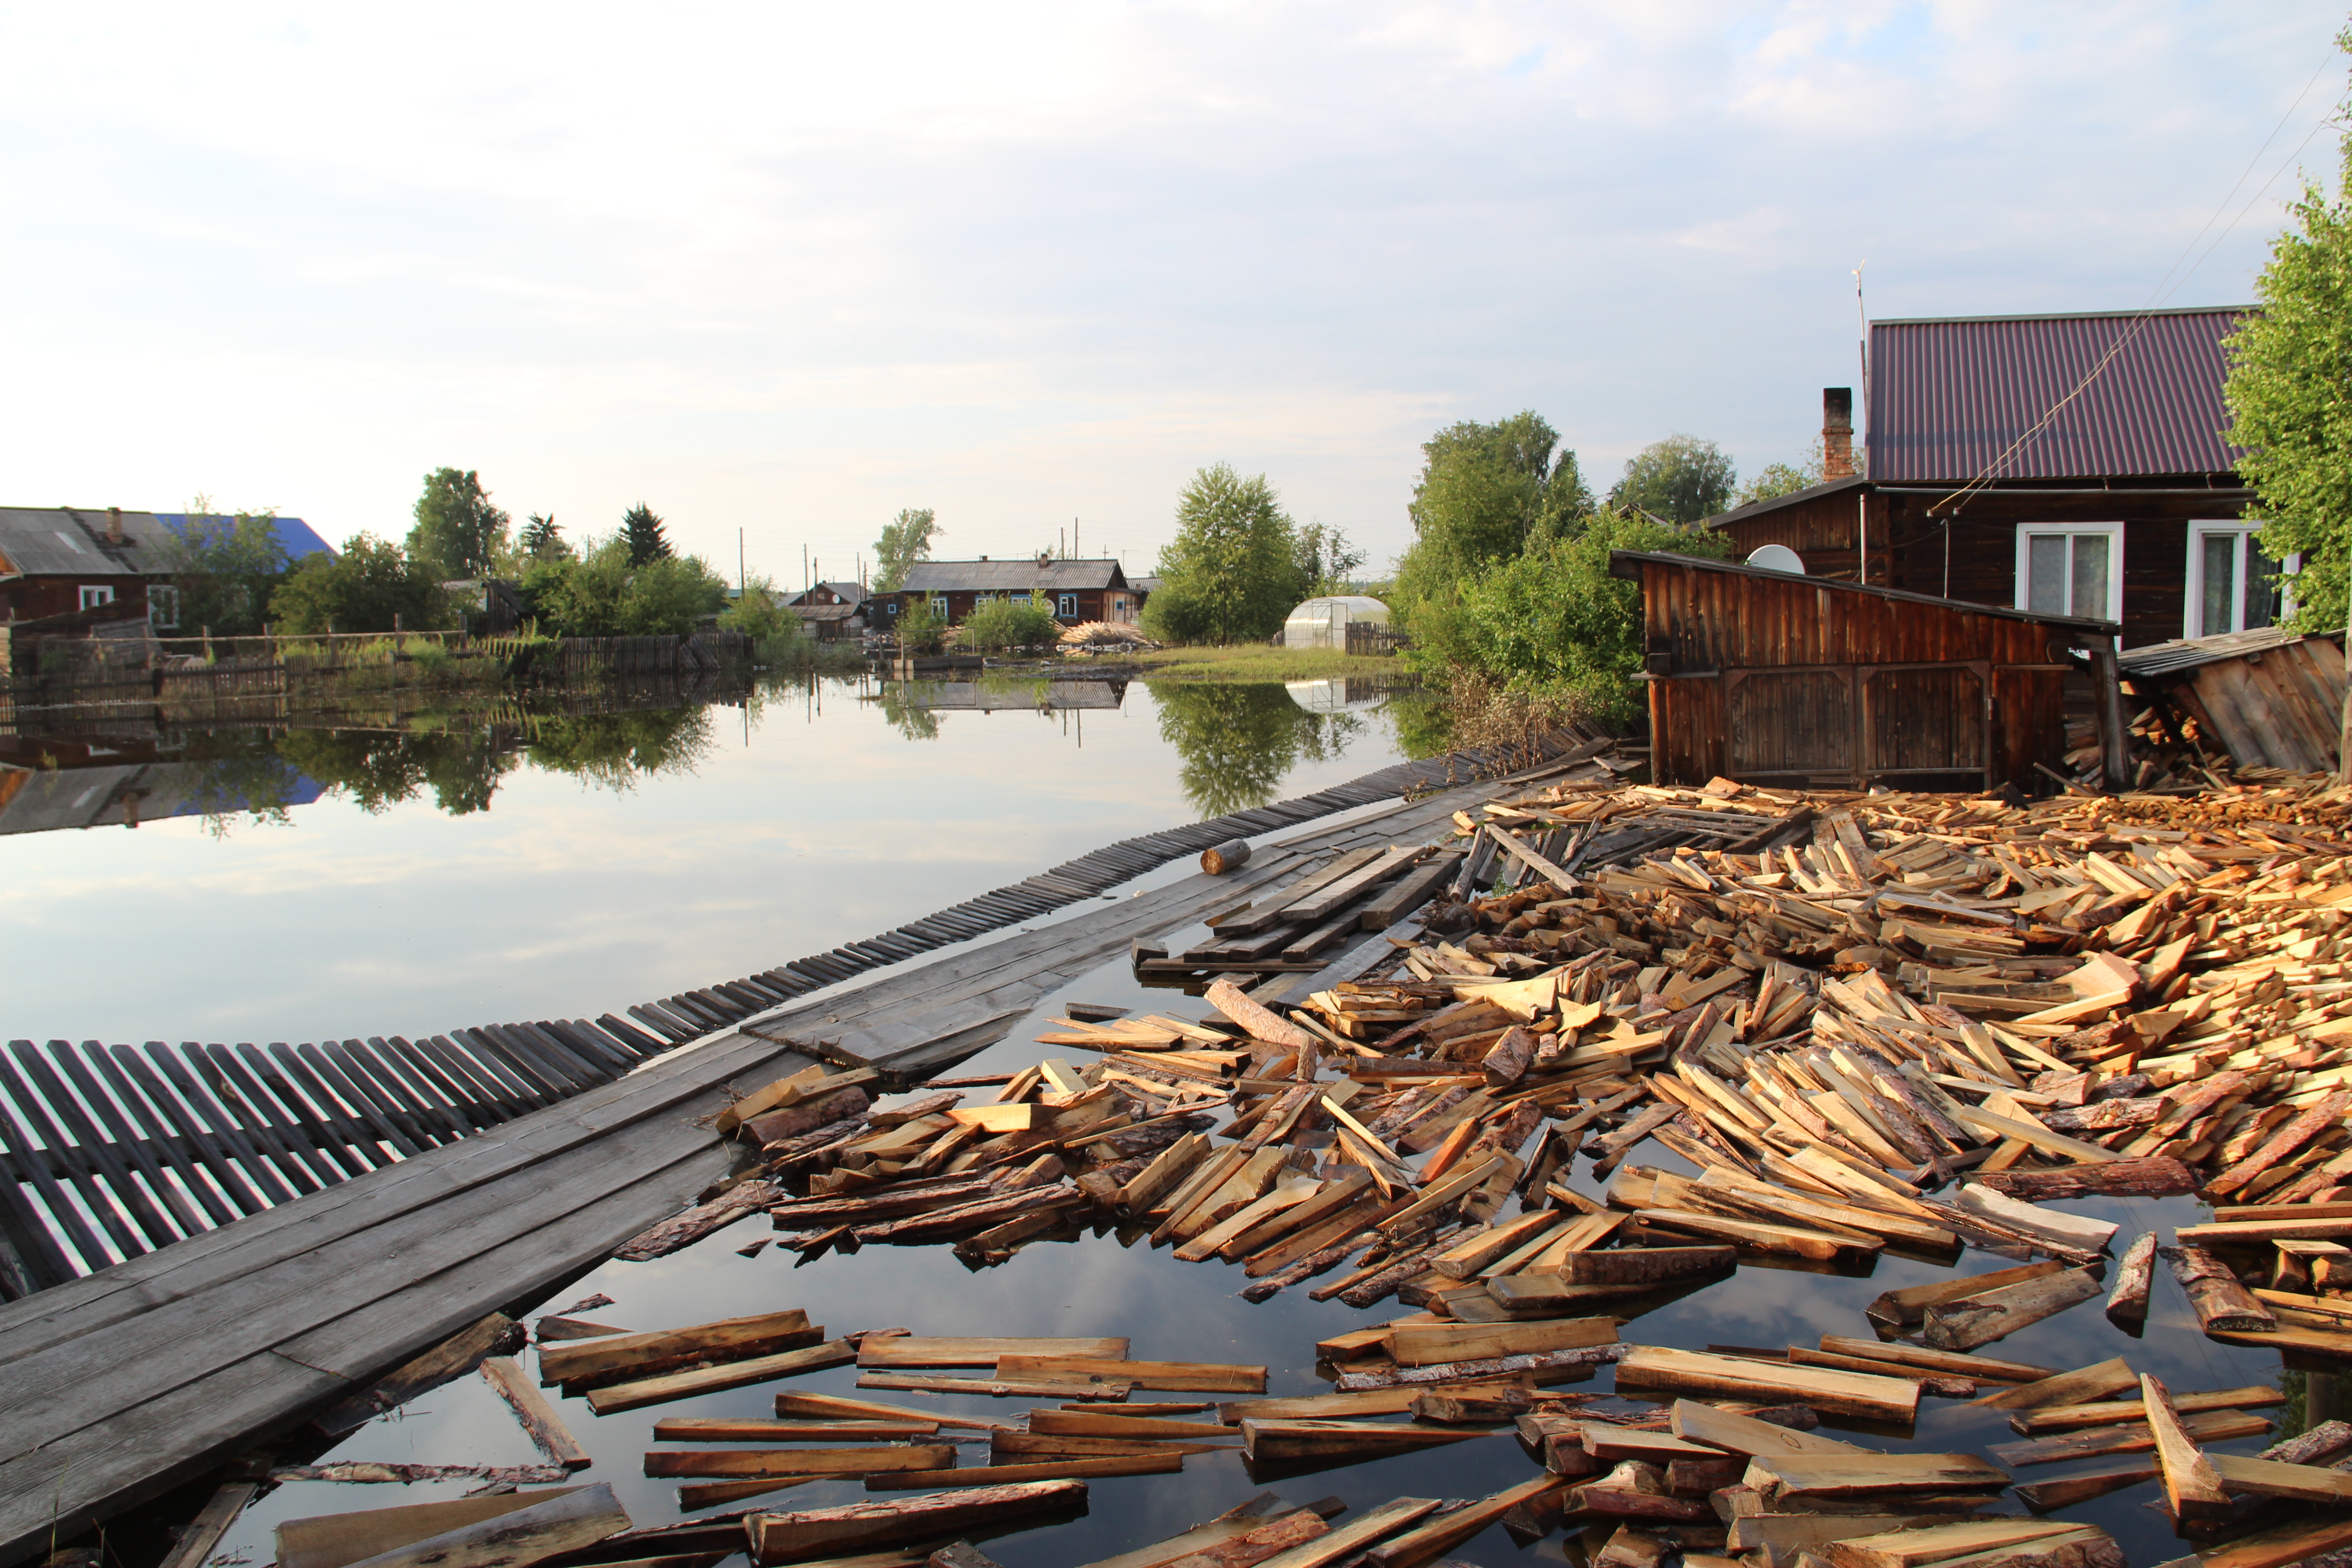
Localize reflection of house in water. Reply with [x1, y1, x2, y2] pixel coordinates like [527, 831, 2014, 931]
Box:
[0, 736, 325, 835]
[885, 679, 1129, 713]
[1284, 676, 1409, 715]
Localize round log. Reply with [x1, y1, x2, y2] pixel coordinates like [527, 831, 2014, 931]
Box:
[1200, 838, 1252, 875]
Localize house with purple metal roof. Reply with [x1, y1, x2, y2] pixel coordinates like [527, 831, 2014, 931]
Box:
[1704, 306, 2266, 649]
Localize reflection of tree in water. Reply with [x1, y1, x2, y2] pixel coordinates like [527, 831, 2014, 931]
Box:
[524, 705, 716, 792]
[877, 685, 941, 741]
[1152, 682, 1363, 818]
[1382, 690, 1454, 761]
[276, 728, 520, 816]
[180, 740, 305, 837]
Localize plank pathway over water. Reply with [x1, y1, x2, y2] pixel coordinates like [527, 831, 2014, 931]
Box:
[0, 745, 1543, 1299]
[0, 741, 1582, 1568]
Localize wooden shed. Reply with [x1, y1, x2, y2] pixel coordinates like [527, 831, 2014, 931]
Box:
[2117, 626, 2347, 774]
[1610, 549, 2120, 793]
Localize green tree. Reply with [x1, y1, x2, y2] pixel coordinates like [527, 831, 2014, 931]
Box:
[1293, 522, 1367, 596]
[1392, 413, 1593, 661]
[519, 513, 569, 563]
[269, 534, 455, 633]
[1447, 509, 1735, 722]
[158, 498, 293, 636]
[873, 508, 941, 591]
[719, 571, 792, 642]
[408, 469, 511, 579]
[1611, 435, 1737, 524]
[1734, 462, 1814, 508]
[960, 598, 1061, 650]
[2227, 93, 2352, 638]
[622, 504, 674, 567]
[524, 534, 728, 636]
[1139, 464, 1304, 645]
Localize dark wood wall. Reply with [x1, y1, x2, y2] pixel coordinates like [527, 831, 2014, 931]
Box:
[0, 577, 148, 625]
[1716, 491, 2213, 649]
[1627, 555, 2079, 793]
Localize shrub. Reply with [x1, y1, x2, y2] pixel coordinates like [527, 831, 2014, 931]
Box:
[269, 535, 454, 634]
[959, 598, 1062, 650]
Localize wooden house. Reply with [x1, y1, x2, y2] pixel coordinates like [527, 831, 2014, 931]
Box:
[1705, 307, 2264, 649]
[876, 556, 1140, 628]
[786, 581, 870, 641]
[1610, 549, 2122, 793]
[0, 508, 150, 627]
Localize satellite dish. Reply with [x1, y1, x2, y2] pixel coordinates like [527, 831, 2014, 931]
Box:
[1746, 544, 1806, 575]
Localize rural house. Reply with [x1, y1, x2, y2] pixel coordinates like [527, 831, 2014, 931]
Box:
[786, 580, 870, 641]
[0, 506, 335, 631]
[875, 555, 1141, 627]
[1704, 306, 2267, 648]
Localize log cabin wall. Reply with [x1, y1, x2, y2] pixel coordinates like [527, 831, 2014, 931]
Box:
[1615, 550, 2102, 794]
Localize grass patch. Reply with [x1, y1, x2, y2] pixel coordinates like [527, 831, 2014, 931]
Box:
[1111, 645, 1409, 681]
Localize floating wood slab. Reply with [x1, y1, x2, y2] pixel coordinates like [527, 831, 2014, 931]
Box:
[744, 1479, 1090, 1564]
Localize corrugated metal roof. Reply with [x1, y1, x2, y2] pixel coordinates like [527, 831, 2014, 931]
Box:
[137, 512, 337, 559]
[1703, 475, 1868, 531]
[900, 559, 1127, 593]
[1869, 306, 2251, 483]
[0, 510, 138, 577]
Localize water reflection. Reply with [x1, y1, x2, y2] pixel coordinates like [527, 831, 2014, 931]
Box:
[1151, 683, 1366, 818]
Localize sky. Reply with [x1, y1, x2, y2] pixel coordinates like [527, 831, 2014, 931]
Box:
[0, 2, 2343, 585]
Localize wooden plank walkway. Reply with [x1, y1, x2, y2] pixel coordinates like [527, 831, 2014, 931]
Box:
[0, 741, 1567, 1299]
[0, 745, 1579, 1568]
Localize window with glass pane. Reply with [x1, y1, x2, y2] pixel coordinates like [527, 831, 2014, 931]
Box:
[2200, 532, 2237, 637]
[2244, 540, 2280, 630]
[2027, 535, 2067, 614]
[2069, 534, 2109, 619]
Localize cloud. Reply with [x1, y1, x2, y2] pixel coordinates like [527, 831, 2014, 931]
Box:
[0, 1, 2338, 575]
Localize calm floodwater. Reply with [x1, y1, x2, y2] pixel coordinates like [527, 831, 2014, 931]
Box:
[1, 675, 1426, 1047]
[16, 675, 2303, 1568]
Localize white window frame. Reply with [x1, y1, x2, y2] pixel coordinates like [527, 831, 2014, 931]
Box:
[78, 584, 115, 611]
[148, 584, 180, 628]
[927, 595, 948, 617]
[2185, 520, 2297, 638]
[2014, 522, 2123, 625]
[1058, 593, 1078, 617]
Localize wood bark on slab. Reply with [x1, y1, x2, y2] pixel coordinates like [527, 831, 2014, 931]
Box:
[1970, 1157, 2195, 1201]
[1967, 1357, 2138, 1412]
[2162, 1246, 2277, 1334]
[857, 1372, 1135, 1401]
[538, 1310, 819, 1390]
[864, 1456, 1186, 1490]
[1249, 1499, 1442, 1568]
[337, 1484, 632, 1568]
[655, 1419, 941, 1441]
[1814, 1519, 2087, 1568]
[1988, 1408, 2274, 1467]
[1362, 1476, 1563, 1568]
[992, 1357, 1265, 1393]
[769, 1181, 997, 1231]
[2181, 1512, 2352, 1568]
[2176, 1215, 2352, 1244]
[773, 1392, 1003, 1431]
[586, 1338, 858, 1415]
[2142, 1373, 2231, 1525]
[2009, 1458, 2156, 1511]
[1813, 1337, 2055, 1383]
[279, 1491, 584, 1568]
[644, 1448, 958, 1479]
[1065, 1498, 1323, 1568]
[537, 1317, 629, 1342]
[1630, 1209, 1876, 1263]
[2202, 1450, 2352, 1503]
[1950, 1186, 2118, 1252]
[745, 1480, 1088, 1564]
[2104, 1234, 2156, 1333]
[1666, 1401, 1865, 1458]
[1027, 1411, 1235, 1440]
[855, 1337, 1128, 1369]
[1726, 1514, 1921, 1568]
[1237, 1419, 1486, 1461]
[2009, 1385, 2280, 1435]
[1865, 1262, 2063, 1331]
[988, 1434, 1226, 1460]
[1742, 1453, 2010, 1501]
[1613, 1347, 1920, 1423]
[2206, 1321, 2352, 1356]
[1409, 1386, 1532, 1422]
[1220, 1385, 1517, 1421]
[1204, 982, 1318, 1052]
[1921, 1268, 2102, 1352]
[1382, 1319, 1618, 1367]
[480, 1357, 591, 1469]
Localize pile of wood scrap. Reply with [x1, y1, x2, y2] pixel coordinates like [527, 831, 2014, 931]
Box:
[1132, 843, 1463, 987]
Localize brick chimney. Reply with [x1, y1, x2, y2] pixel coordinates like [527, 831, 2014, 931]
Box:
[106, 506, 123, 544]
[1822, 388, 1854, 480]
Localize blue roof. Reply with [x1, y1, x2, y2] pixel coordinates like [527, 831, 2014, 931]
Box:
[150, 513, 338, 559]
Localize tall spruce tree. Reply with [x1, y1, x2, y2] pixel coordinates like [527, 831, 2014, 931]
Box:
[622, 504, 674, 567]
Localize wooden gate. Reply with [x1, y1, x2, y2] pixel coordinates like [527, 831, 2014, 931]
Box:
[1725, 662, 1993, 788]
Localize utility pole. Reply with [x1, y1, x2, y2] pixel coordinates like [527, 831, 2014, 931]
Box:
[739, 527, 745, 594]
[803, 544, 809, 593]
